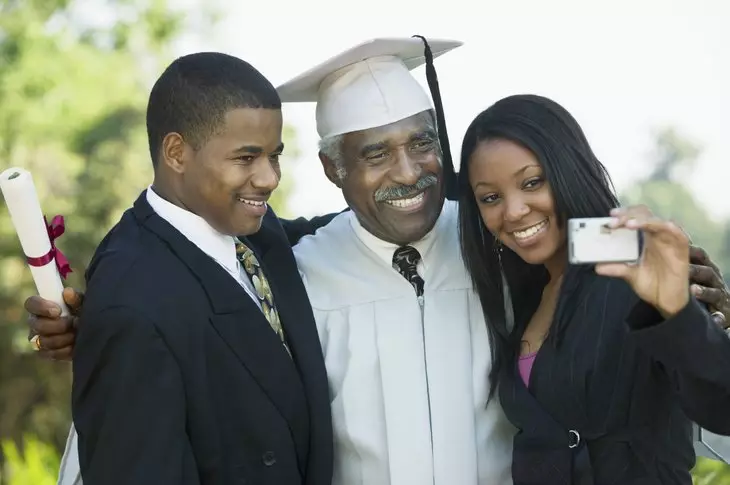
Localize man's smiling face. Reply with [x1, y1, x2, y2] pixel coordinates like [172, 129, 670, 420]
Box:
[330, 110, 445, 245]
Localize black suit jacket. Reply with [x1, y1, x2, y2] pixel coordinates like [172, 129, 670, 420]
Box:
[72, 191, 334, 485]
[500, 272, 730, 485]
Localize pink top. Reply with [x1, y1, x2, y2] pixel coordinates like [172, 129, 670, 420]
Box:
[518, 351, 538, 387]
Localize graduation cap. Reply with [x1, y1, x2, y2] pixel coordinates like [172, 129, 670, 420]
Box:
[277, 36, 462, 199]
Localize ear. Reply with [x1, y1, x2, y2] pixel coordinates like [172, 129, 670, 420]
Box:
[319, 151, 343, 188]
[161, 132, 188, 174]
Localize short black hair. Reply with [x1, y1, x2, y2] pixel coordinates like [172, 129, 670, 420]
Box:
[146, 52, 281, 167]
[457, 94, 620, 400]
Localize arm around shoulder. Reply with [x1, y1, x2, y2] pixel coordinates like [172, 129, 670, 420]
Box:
[279, 210, 347, 246]
[627, 297, 730, 434]
[73, 305, 197, 484]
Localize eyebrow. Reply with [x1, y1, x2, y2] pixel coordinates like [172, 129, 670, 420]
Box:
[358, 130, 437, 158]
[473, 164, 541, 189]
[231, 143, 285, 155]
[514, 164, 539, 176]
[410, 129, 438, 142]
[359, 141, 388, 158]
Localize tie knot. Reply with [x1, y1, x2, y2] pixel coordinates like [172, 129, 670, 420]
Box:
[392, 245, 424, 297]
[235, 239, 260, 270]
[392, 245, 421, 271]
[234, 238, 248, 253]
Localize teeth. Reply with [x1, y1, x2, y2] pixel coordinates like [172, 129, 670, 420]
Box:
[514, 220, 547, 240]
[237, 198, 266, 207]
[385, 192, 425, 208]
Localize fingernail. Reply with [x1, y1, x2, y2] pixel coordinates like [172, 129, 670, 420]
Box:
[691, 284, 702, 295]
[49, 307, 61, 317]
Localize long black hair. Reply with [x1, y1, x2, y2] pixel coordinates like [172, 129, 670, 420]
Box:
[457, 94, 620, 399]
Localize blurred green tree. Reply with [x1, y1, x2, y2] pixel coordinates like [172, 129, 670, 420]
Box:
[719, 222, 730, 282]
[693, 456, 730, 484]
[0, 0, 299, 478]
[620, 127, 730, 480]
[620, 127, 730, 279]
[2, 435, 59, 485]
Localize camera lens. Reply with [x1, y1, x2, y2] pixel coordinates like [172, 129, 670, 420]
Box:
[579, 222, 585, 229]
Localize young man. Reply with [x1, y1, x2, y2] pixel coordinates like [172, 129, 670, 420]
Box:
[66, 52, 332, 485]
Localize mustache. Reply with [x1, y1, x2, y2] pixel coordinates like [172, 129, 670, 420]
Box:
[374, 174, 439, 202]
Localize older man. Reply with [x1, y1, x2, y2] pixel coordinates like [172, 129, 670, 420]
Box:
[22, 37, 730, 485]
[275, 37, 515, 484]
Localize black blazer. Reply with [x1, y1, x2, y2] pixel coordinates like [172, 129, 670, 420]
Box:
[501, 272, 730, 485]
[72, 191, 335, 485]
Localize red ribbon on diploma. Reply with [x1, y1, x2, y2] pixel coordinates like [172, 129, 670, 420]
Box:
[25, 215, 72, 279]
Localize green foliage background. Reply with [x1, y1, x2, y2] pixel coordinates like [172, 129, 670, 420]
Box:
[0, 0, 299, 481]
[0, 0, 727, 483]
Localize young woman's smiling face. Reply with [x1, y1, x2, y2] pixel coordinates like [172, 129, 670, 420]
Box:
[468, 138, 566, 266]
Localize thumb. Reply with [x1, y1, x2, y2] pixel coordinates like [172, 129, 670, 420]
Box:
[62, 287, 84, 313]
[594, 262, 637, 281]
[71, 315, 81, 331]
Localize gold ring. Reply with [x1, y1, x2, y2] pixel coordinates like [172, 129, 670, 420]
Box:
[711, 311, 727, 328]
[29, 334, 42, 351]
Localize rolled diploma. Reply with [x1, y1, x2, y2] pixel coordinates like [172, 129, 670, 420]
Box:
[0, 167, 69, 316]
[1, 168, 81, 483]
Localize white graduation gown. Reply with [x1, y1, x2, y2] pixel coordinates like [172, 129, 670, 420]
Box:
[57, 424, 82, 485]
[294, 200, 515, 485]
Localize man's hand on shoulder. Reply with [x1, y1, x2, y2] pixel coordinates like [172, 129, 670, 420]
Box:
[25, 287, 84, 361]
[280, 210, 345, 246]
[689, 245, 729, 329]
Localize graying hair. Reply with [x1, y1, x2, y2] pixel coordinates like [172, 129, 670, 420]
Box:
[318, 135, 347, 179]
[318, 109, 440, 180]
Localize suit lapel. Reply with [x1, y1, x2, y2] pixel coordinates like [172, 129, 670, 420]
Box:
[246, 217, 322, 373]
[131, 193, 305, 430]
[247, 212, 333, 479]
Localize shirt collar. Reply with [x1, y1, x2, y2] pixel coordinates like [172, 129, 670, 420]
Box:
[348, 205, 446, 270]
[145, 186, 239, 274]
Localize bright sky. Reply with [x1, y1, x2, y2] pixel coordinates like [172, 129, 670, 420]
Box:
[177, 0, 730, 220]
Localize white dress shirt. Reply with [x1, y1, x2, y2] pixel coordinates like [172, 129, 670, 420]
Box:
[145, 186, 261, 310]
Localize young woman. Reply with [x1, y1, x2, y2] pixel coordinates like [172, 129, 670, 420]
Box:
[457, 94, 730, 485]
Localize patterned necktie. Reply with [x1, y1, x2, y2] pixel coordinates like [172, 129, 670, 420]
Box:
[392, 245, 425, 297]
[235, 239, 291, 357]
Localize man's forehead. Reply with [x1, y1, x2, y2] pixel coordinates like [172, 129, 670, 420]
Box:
[345, 111, 435, 146]
[204, 107, 283, 149]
